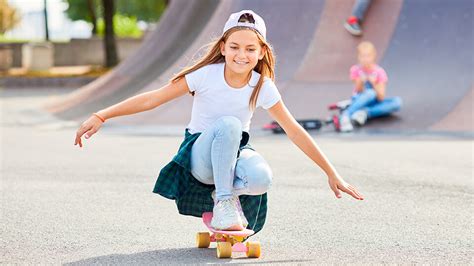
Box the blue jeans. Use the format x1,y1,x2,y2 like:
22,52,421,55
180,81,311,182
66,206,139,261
343,88,402,119
190,116,272,201
352,0,372,21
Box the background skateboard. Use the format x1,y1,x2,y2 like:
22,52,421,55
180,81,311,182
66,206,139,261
263,99,351,133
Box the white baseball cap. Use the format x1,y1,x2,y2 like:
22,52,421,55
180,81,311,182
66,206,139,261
222,10,267,40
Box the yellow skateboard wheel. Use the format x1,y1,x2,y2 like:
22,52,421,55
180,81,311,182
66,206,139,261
246,241,261,258
216,241,232,258
196,232,210,248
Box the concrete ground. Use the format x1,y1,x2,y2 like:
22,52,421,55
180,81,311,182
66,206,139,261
1,87,473,264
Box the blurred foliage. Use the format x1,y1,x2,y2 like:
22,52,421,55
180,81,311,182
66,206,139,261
64,0,167,23
64,0,101,24
0,34,29,43
0,0,20,34
115,0,167,22
96,14,142,38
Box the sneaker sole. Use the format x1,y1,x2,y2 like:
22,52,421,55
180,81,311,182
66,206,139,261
351,119,365,127
211,223,245,231
344,23,362,36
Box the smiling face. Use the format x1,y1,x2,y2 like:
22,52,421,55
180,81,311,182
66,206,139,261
220,29,266,75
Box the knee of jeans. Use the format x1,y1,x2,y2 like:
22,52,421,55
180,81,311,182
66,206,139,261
190,164,214,185
215,116,242,138
247,166,272,194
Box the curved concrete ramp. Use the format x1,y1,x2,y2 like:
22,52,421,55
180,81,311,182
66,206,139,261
95,0,327,129
378,0,473,130
43,0,473,134
280,0,473,132
294,0,403,82
44,0,220,119
431,86,473,132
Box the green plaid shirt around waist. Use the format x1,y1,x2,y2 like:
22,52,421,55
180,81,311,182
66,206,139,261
152,128,268,235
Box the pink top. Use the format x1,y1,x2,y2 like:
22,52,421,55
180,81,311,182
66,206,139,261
349,64,388,94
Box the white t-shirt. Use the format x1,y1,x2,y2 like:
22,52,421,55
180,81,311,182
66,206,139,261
184,62,281,134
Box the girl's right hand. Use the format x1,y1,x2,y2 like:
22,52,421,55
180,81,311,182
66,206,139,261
328,174,364,200
74,115,104,148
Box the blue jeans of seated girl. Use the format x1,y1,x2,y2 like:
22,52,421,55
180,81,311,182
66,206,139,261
343,88,403,119
190,116,273,201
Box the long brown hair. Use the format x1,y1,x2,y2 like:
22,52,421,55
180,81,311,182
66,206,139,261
170,26,276,111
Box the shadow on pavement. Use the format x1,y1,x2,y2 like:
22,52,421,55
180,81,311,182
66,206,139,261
64,248,313,265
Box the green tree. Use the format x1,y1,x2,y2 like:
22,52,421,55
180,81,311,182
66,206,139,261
64,0,167,35
64,0,100,34
96,14,142,38
63,0,168,67
115,0,167,22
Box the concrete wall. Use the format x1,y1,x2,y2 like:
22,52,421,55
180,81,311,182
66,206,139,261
0,43,23,68
0,37,143,67
0,46,13,70
53,37,143,66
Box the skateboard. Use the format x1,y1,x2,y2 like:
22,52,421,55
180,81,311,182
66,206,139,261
195,212,261,258
263,99,352,133
263,119,323,133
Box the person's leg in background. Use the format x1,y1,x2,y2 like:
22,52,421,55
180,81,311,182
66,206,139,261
350,96,403,126
366,96,403,119
345,89,378,117
353,0,372,21
189,116,244,230
344,0,373,36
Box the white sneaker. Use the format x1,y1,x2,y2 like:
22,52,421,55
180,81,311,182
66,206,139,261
211,190,248,228
234,196,249,228
339,115,354,132
210,197,244,231
351,110,368,126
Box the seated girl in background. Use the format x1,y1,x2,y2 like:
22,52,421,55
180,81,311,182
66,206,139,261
340,41,403,132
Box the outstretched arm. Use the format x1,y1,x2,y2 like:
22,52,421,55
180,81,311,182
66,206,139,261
95,77,190,120
267,100,364,200
75,77,190,148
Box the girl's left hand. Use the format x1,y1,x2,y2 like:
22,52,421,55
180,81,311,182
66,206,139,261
328,174,364,200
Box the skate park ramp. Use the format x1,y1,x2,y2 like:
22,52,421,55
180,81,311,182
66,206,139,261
44,0,221,119
43,0,473,135
93,0,327,131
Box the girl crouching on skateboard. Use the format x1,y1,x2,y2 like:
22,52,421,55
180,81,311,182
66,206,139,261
74,10,364,233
